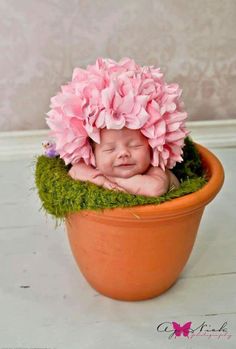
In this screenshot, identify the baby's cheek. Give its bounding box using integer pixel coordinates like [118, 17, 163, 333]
[95, 152, 106, 168]
[138, 152, 146, 161]
[140, 150, 151, 164]
[99, 157, 113, 174]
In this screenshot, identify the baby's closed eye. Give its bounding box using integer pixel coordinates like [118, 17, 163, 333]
[103, 148, 115, 152]
[129, 144, 143, 148]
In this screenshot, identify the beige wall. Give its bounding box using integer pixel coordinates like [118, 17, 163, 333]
[0, 0, 235, 131]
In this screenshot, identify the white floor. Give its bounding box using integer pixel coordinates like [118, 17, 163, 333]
[0, 147, 235, 349]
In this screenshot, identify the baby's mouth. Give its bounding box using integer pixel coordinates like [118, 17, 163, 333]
[116, 163, 135, 167]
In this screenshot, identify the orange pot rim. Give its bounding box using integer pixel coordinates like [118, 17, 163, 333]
[68, 144, 224, 221]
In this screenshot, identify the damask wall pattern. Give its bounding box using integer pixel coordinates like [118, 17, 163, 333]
[0, 0, 235, 131]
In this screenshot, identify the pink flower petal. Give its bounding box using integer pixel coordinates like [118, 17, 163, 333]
[117, 92, 134, 114]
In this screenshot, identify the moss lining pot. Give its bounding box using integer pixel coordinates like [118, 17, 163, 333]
[65, 144, 224, 301]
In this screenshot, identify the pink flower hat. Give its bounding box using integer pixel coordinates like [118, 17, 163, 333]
[46, 57, 188, 170]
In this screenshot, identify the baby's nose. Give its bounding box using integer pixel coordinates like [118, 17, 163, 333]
[117, 148, 131, 159]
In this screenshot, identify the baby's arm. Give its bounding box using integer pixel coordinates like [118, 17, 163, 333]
[107, 167, 180, 197]
[68, 162, 127, 192]
[166, 170, 180, 190]
[147, 167, 180, 192]
[107, 167, 170, 197]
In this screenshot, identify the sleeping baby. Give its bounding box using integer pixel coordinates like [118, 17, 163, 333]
[69, 127, 180, 197]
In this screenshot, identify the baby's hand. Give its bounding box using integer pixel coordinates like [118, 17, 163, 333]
[105, 170, 170, 197]
[68, 162, 127, 192]
[103, 178, 127, 193]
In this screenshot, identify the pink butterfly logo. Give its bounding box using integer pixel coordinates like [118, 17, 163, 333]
[172, 321, 192, 337]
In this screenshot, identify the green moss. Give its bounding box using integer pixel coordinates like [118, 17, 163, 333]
[34, 137, 207, 219]
[172, 137, 204, 180]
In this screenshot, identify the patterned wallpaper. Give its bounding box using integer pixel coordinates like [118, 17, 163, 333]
[0, 0, 235, 131]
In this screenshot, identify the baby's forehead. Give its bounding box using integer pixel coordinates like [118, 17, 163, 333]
[100, 128, 145, 144]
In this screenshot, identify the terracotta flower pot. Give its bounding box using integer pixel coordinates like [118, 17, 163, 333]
[65, 144, 224, 301]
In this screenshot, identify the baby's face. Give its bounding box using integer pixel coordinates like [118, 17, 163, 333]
[94, 128, 151, 178]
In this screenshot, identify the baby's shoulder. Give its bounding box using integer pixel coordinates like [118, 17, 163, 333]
[145, 167, 180, 189]
[145, 166, 167, 178]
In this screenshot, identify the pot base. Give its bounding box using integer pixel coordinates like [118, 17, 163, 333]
[83, 275, 179, 302]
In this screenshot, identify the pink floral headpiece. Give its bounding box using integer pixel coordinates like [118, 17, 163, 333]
[46, 57, 188, 170]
